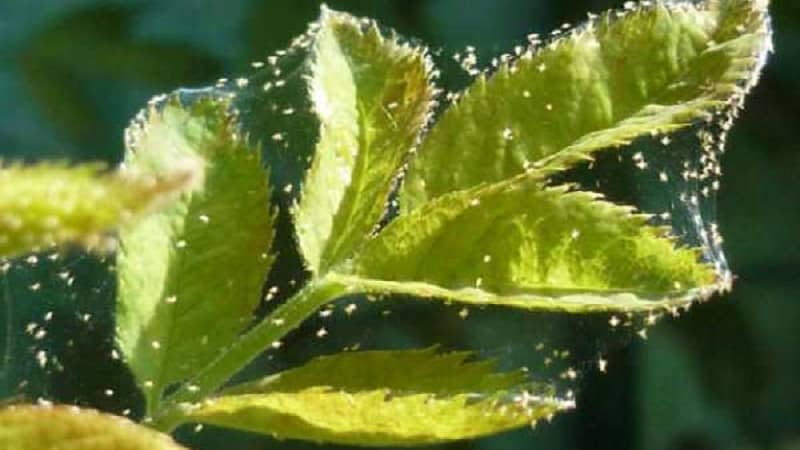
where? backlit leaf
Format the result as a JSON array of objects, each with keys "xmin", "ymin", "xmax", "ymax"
[
  {"xmin": 115, "ymin": 96, "xmax": 274, "ymax": 412},
  {"xmin": 402, "ymin": 0, "xmax": 772, "ymax": 207},
  {"xmin": 0, "ymin": 162, "xmax": 192, "ymax": 259},
  {"xmin": 185, "ymin": 348, "xmax": 569, "ymax": 446},
  {"xmin": 294, "ymin": 7, "xmax": 434, "ymax": 274}
]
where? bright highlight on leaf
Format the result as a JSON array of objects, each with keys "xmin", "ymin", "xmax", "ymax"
[
  {"xmin": 294, "ymin": 7, "xmax": 435, "ymax": 274},
  {"xmin": 0, "ymin": 162, "xmax": 193, "ymax": 259},
  {"xmin": 0, "ymin": 405, "xmax": 187, "ymax": 450},
  {"xmin": 115, "ymin": 96, "xmax": 275, "ymax": 413},
  {"xmin": 338, "ymin": 178, "xmax": 716, "ymax": 313},
  {"xmin": 185, "ymin": 349, "xmax": 571, "ymax": 446}
]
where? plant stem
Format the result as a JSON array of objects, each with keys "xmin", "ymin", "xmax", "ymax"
[{"xmin": 150, "ymin": 277, "xmax": 347, "ymax": 432}]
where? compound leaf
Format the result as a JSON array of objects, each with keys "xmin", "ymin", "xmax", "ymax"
[
  {"xmin": 0, "ymin": 162, "xmax": 192, "ymax": 259},
  {"xmin": 115, "ymin": 96, "xmax": 274, "ymax": 411},
  {"xmin": 294, "ymin": 7, "xmax": 434, "ymax": 274},
  {"xmin": 337, "ymin": 177, "xmax": 717, "ymax": 313},
  {"xmin": 402, "ymin": 0, "xmax": 772, "ymax": 207},
  {"xmin": 185, "ymin": 348, "xmax": 569, "ymax": 446},
  {"xmin": 0, "ymin": 405, "xmax": 187, "ymax": 450}
]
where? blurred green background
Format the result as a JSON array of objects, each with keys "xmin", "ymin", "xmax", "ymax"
[{"xmin": 0, "ymin": 1, "xmax": 798, "ymax": 449}]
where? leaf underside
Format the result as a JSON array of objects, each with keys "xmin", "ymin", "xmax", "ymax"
[
  {"xmin": 186, "ymin": 348, "xmax": 568, "ymax": 446},
  {"xmin": 115, "ymin": 97, "xmax": 275, "ymax": 408},
  {"xmin": 0, "ymin": 162, "xmax": 192, "ymax": 259},
  {"xmin": 0, "ymin": 405, "xmax": 187, "ymax": 450},
  {"xmin": 294, "ymin": 7, "xmax": 434, "ymax": 274}
]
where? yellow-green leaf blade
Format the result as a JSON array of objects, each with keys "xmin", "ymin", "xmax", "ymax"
[
  {"xmin": 0, "ymin": 162, "xmax": 192, "ymax": 259},
  {"xmin": 403, "ymin": 0, "xmax": 772, "ymax": 207},
  {"xmin": 295, "ymin": 8, "xmax": 434, "ymax": 273},
  {"xmin": 348, "ymin": 178, "xmax": 718, "ymax": 313},
  {"xmin": 115, "ymin": 96, "xmax": 275, "ymax": 410},
  {"xmin": 185, "ymin": 349, "xmax": 569, "ymax": 446},
  {"xmin": 0, "ymin": 405, "xmax": 187, "ymax": 450}
]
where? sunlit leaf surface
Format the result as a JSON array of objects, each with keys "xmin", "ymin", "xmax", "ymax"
[
  {"xmin": 294, "ymin": 7, "xmax": 435, "ymax": 274},
  {"xmin": 186, "ymin": 348, "xmax": 571, "ymax": 446},
  {"xmin": 402, "ymin": 0, "xmax": 772, "ymax": 207},
  {"xmin": 115, "ymin": 97, "xmax": 275, "ymax": 411},
  {"xmin": 337, "ymin": 178, "xmax": 716, "ymax": 313}
]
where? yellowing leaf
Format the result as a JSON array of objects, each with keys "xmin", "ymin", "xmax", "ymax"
[
  {"xmin": 115, "ymin": 96, "xmax": 275, "ymax": 412},
  {"xmin": 185, "ymin": 348, "xmax": 570, "ymax": 446},
  {"xmin": 0, "ymin": 405, "xmax": 187, "ymax": 450},
  {"xmin": 294, "ymin": 7, "xmax": 434, "ymax": 274}
]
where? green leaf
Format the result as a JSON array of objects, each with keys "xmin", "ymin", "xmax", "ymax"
[
  {"xmin": 336, "ymin": 177, "xmax": 717, "ymax": 313},
  {"xmin": 115, "ymin": 96, "xmax": 275, "ymax": 411},
  {"xmin": 402, "ymin": 0, "xmax": 772, "ymax": 207},
  {"xmin": 0, "ymin": 162, "xmax": 192, "ymax": 259},
  {"xmin": 294, "ymin": 7, "xmax": 434, "ymax": 274},
  {"xmin": 0, "ymin": 404, "xmax": 187, "ymax": 450},
  {"xmin": 185, "ymin": 348, "xmax": 569, "ymax": 446}
]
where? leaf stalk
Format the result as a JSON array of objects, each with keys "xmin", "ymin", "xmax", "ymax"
[{"xmin": 150, "ymin": 277, "xmax": 347, "ymax": 432}]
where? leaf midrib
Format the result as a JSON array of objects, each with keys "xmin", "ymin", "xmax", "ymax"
[
  {"xmin": 330, "ymin": 273, "xmax": 715, "ymax": 301},
  {"xmin": 320, "ymin": 99, "xmax": 376, "ymax": 272}
]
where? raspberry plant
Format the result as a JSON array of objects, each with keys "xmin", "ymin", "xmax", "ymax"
[{"xmin": 0, "ymin": 0, "xmax": 771, "ymax": 448}]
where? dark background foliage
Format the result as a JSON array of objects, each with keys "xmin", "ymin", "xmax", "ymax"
[{"xmin": 0, "ymin": 1, "xmax": 798, "ymax": 449}]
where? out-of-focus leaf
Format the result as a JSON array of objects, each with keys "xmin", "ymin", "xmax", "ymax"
[
  {"xmin": 17, "ymin": 5, "xmax": 221, "ymax": 144},
  {"xmin": 185, "ymin": 348, "xmax": 570, "ymax": 446},
  {"xmin": 0, "ymin": 404, "xmax": 187, "ymax": 450},
  {"xmin": 336, "ymin": 177, "xmax": 717, "ymax": 313},
  {"xmin": 0, "ymin": 161, "xmax": 193, "ymax": 259},
  {"xmin": 16, "ymin": 55, "xmax": 100, "ymax": 144},
  {"xmin": 23, "ymin": 5, "xmax": 221, "ymax": 86}
]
